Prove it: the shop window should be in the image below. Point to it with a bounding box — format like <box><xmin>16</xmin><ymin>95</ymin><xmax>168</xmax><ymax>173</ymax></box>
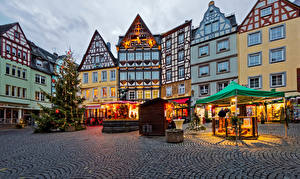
<box><xmin>217</xmin><ymin>61</ymin><xmax>229</xmax><ymax>73</ymax></box>
<box><xmin>110</xmin><ymin>87</ymin><xmax>116</xmax><ymax>97</ymax></box>
<box><xmin>137</xmin><ymin>91</ymin><xmax>143</xmax><ymax>99</ymax></box>
<box><xmin>166</xmin><ymin>86</ymin><xmax>172</xmax><ymax>97</ymax></box>
<box><xmin>110</xmin><ymin>70</ymin><xmax>116</xmax><ymax>81</ymax></box>
<box><xmin>145</xmin><ymin>90</ymin><xmax>151</xmax><ymax>99</ymax></box>
<box><xmin>166</xmin><ymin>70</ymin><xmax>172</xmax><ymax>82</ymax></box>
<box><xmin>178</xmin><ymin>66</ymin><xmax>185</xmax><ymax>79</ymax></box>
<box><xmin>270</xmin><ymin>47</ymin><xmax>285</xmax><ymax>63</ymax></box>
<box><xmin>153</xmin><ymin>90</ymin><xmax>159</xmax><ymax>99</ymax></box>
<box><xmin>270</xmin><ymin>72</ymin><xmax>286</xmax><ymax>87</ymax></box>
<box><xmin>249</xmin><ymin>76</ymin><xmax>262</xmax><ymax>89</ymax></box>
<box><xmin>270</xmin><ymin>25</ymin><xmax>285</xmax><ymax>41</ymax></box>
<box><xmin>248</xmin><ymin>52</ymin><xmax>262</xmax><ymax>67</ymax></box>
<box><xmin>178</xmin><ymin>84</ymin><xmax>185</xmax><ymax>95</ymax></box>
<box><xmin>199</xmin><ymin>65</ymin><xmax>209</xmax><ymax>77</ymax></box>
<box><xmin>217</xmin><ymin>81</ymin><xmax>229</xmax><ymax>92</ymax></box>
<box><xmin>6</xmin><ymin>64</ymin><xmax>10</xmax><ymax>75</ymax></box>
<box><xmin>199</xmin><ymin>45</ymin><xmax>209</xmax><ymax>57</ymax></box>
<box><xmin>101</xmin><ymin>71</ymin><xmax>107</xmax><ymax>82</ymax></box>
<box><xmin>92</xmin><ymin>72</ymin><xmax>98</xmax><ymax>83</ymax></box>
<box><xmin>83</xmin><ymin>73</ymin><xmax>89</xmax><ymax>83</ymax></box>
<box><xmin>217</xmin><ymin>39</ymin><xmax>229</xmax><ymax>52</ymax></box>
<box><xmin>248</xmin><ymin>31</ymin><xmax>261</xmax><ymax>46</ymax></box>
<box><xmin>178</xmin><ymin>50</ymin><xmax>184</xmax><ymax>62</ymax></box>
<box><xmin>178</xmin><ymin>33</ymin><xmax>184</xmax><ymax>44</ymax></box>
<box><xmin>199</xmin><ymin>85</ymin><xmax>209</xmax><ymax>96</ymax></box>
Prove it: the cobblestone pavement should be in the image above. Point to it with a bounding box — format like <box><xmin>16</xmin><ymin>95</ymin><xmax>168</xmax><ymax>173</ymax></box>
<box><xmin>0</xmin><ymin>126</ymin><xmax>300</xmax><ymax>179</ymax></box>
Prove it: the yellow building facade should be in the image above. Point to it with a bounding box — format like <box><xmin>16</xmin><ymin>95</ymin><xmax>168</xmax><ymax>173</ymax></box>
<box><xmin>238</xmin><ymin>0</ymin><xmax>300</xmax><ymax>97</ymax></box>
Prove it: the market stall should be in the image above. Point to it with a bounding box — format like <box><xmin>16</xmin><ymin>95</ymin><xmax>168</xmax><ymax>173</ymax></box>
<box><xmin>195</xmin><ymin>81</ymin><xmax>285</xmax><ymax>139</ymax></box>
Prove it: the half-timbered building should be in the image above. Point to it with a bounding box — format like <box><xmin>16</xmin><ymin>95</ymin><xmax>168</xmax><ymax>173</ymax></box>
<box><xmin>238</xmin><ymin>0</ymin><xmax>300</xmax><ymax>98</ymax></box>
<box><xmin>78</xmin><ymin>30</ymin><xmax>118</xmax><ymax>108</ymax></box>
<box><xmin>161</xmin><ymin>20</ymin><xmax>192</xmax><ymax>119</ymax></box>
<box><xmin>191</xmin><ymin>1</ymin><xmax>238</xmax><ymax>106</ymax></box>
<box><xmin>116</xmin><ymin>14</ymin><xmax>161</xmax><ymax>102</ymax></box>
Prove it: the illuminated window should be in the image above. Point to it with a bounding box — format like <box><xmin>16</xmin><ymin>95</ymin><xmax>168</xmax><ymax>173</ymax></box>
<box><xmin>92</xmin><ymin>72</ymin><xmax>98</xmax><ymax>83</ymax></box>
<box><xmin>102</xmin><ymin>87</ymin><xmax>107</xmax><ymax>97</ymax></box>
<box><xmin>93</xmin><ymin>88</ymin><xmax>98</xmax><ymax>99</ymax></box>
<box><xmin>145</xmin><ymin>90</ymin><xmax>151</xmax><ymax>99</ymax></box>
<box><xmin>153</xmin><ymin>90</ymin><xmax>159</xmax><ymax>99</ymax></box>
<box><xmin>166</xmin><ymin>86</ymin><xmax>172</xmax><ymax>97</ymax></box>
<box><xmin>137</xmin><ymin>91</ymin><xmax>143</xmax><ymax>99</ymax></box>
<box><xmin>178</xmin><ymin>84</ymin><xmax>185</xmax><ymax>95</ymax></box>
<box><xmin>86</xmin><ymin>89</ymin><xmax>90</xmax><ymax>99</ymax></box>
<box><xmin>110</xmin><ymin>87</ymin><xmax>116</xmax><ymax>97</ymax></box>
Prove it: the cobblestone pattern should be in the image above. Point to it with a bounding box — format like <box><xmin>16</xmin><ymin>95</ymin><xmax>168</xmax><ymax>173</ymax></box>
<box><xmin>0</xmin><ymin>127</ymin><xmax>300</xmax><ymax>178</ymax></box>
<box><xmin>258</xmin><ymin>123</ymin><xmax>300</xmax><ymax>138</ymax></box>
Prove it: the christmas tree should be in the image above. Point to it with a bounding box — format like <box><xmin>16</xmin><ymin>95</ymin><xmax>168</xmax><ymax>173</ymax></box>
<box><xmin>36</xmin><ymin>50</ymin><xmax>85</xmax><ymax>132</ymax></box>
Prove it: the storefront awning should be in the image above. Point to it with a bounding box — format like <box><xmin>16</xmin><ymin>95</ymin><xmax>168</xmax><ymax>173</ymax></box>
<box><xmin>102</xmin><ymin>101</ymin><xmax>139</xmax><ymax>105</ymax></box>
<box><xmin>172</xmin><ymin>98</ymin><xmax>189</xmax><ymax>104</ymax></box>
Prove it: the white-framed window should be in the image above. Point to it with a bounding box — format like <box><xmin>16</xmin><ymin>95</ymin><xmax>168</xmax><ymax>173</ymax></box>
<box><xmin>178</xmin><ymin>50</ymin><xmax>184</xmax><ymax>62</ymax></box>
<box><xmin>248</xmin><ymin>52</ymin><xmax>262</xmax><ymax>67</ymax></box>
<box><xmin>248</xmin><ymin>31</ymin><xmax>262</xmax><ymax>46</ymax></box>
<box><xmin>248</xmin><ymin>76</ymin><xmax>262</xmax><ymax>89</ymax></box>
<box><xmin>166</xmin><ymin>70</ymin><xmax>172</xmax><ymax>81</ymax></box>
<box><xmin>270</xmin><ymin>72</ymin><xmax>286</xmax><ymax>87</ymax></box>
<box><xmin>153</xmin><ymin>90</ymin><xmax>159</xmax><ymax>99</ymax></box>
<box><xmin>35</xmin><ymin>74</ymin><xmax>41</xmax><ymax>83</ymax></box>
<box><xmin>128</xmin><ymin>52</ymin><xmax>134</xmax><ymax>61</ymax></box>
<box><xmin>110</xmin><ymin>70</ymin><xmax>116</xmax><ymax>81</ymax></box>
<box><xmin>199</xmin><ymin>45</ymin><xmax>209</xmax><ymax>57</ymax></box>
<box><xmin>199</xmin><ymin>65</ymin><xmax>209</xmax><ymax>77</ymax></box>
<box><xmin>270</xmin><ymin>25</ymin><xmax>285</xmax><ymax>41</ymax></box>
<box><xmin>166</xmin><ymin>86</ymin><xmax>172</xmax><ymax>97</ymax></box>
<box><xmin>137</xmin><ymin>90</ymin><xmax>143</xmax><ymax>99</ymax></box>
<box><xmin>145</xmin><ymin>90</ymin><xmax>151</xmax><ymax>99</ymax></box>
<box><xmin>102</xmin><ymin>87</ymin><xmax>107</xmax><ymax>97</ymax></box>
<box><xmin>217</xmin><ymin>81</ymin><xmax>229</xmax><ymax>92</ymax></box>
<box><xmin>178</xmin><ymin>66</ymin><xmax>185</xmax><ymax>79</ymax></box>
<box><xmin>101</xmin><ymin>71</ymin><xmax>107</xmax><ymax>82</ymax></box>
<box><xmin>129</xmin><ymin>91</ymin><xmax>135</xmax><ymax>100</ymax></box>
<box><xmin>261</xmin><ymin>6</ymin><xmax>272</xmax><ymax>17</ymax></box>
<box><xmin>152</xmin><ymin>71</ymin><xmax>159</xmax><ymax>80</ymax></box>
<box><xmin>270</xmin><ymin>47</ymin><xmax>285</xmax><ymax>63</ymax></box>
<box><xmin>136</xmin><ymin>72</ymin><xmax>143</xmax><ymax>80</ymax></box>
<box><xmin>144</xmin><ymin>52</ymin><xmax>151</xmax><ymax>60</ymax></box>
<box><xmin>41</xmin><ymin>76</ymin><xmax>46</xmax><ymax>85</ymax></box>
<box><xmin>166</xmin><ymin>39</ymin><xmax>172</xmax><ymax>49</ymax></box>
<box><xmin>83</xmin><ymin>73</ymin><xmax>88</xmax><ymax>83</ymax></box>
<box><xmin>92</xmin><ymin>72</ymin><xmax>98</xmax><ymax>83</ymax></box>
<box><xmin>199</xmin><ymin>84</ymin><xmax>209</xmax><ymax>96</ymax></box>
<box><xmin>178</xmin><ymin>33</ymin><xmax>184</xmax><ymax>44</ymax></box>
<box><xmin>36</xmin><ymin>59</ymin><xmax>43</xmax><ymax>67</ymax></box>
<box><xmin>178</xmin><ymin>84</ymin><xmax>185</xmax><ymax>95</ymax></box>
<box><xmin>144</xmin><ymin>71</ymin><xmax>151</xmax><ymax>80</ymax></box>
<box><xmin>152</xmin><ymin>51</ymin><xmax>159</xmax><ymax>60</ymax></box>
<box><xmin>119</xmin><ymin>53</ymin><xmax>126</xmax><ymax>61</ymax></box>
<box><xmin>110</xmin><ymin>87</ymin><xmax>116</xmax><ymax>97</ymax></box>
<box><xmin>128</xmin><ymin>72</ymin><xmax>135</xmax><ymax>81</ymax></box>
<box><xmin>120</xmin><ymin>72</ymin><xmax>127</xmax><ymax>81</ymax></box>
<box><xmin>217</xmin><ymin>39</ymin><xmax>229</xmax><ymax>52</ymax></box>
<box><xmin>217</xmin><ymin>61</ymin><xmax>229</xmax><ymax>73</ymax></box>
<box><xmin>166</xmin><ymin>55</ymin><xmax>172</xmax><ymax>66</ymax></box>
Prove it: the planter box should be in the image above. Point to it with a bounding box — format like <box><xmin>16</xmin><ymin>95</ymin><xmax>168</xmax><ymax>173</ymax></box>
<box><xmin>166</xmin><ymin>129</ymin><xmax>184</xmax><ymax>143</ymax></box>
<box><xmin>65</xmin><ymin>126</ymin><xmax>75</xmax><ymax>132</ymax></box>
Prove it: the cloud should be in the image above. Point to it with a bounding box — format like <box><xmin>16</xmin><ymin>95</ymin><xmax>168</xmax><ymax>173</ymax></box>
<box><xmin>0</xmin><ymin>0</ymin><xmax>256</xmax><ymax>63</ymax></box>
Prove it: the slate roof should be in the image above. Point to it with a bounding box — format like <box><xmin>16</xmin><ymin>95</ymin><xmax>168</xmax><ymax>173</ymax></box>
<box><xmin>0</xmin><ymin>22</ymin><xmax>17</xmax><ymax>35</ymax></box>
<box><xmin>226</xmin><ymin>14</ymin><xmax>238</xmax><ymax>27</ymax></box>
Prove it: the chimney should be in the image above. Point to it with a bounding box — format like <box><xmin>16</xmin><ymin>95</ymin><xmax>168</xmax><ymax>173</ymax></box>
<box><xmin>107</xmin><ymin>42</ymin><xmax>111</xmax><ymax>51</ymax></box>
<box><xmin>53</xmin><ymin>52</ymin><xmax>58</xmax><ymax>58</ymax></box>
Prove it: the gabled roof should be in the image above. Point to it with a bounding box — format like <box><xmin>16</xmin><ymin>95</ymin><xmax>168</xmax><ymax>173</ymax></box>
<box><xmin>226</xmin><ymin>14</ymin><xmax>238</xmax><ymax>27</ymax></box>
<box><xmin>0</xmin><ymin>22</ymin><xmax>18</xmax><ymax>35</ymax></box>
<box><xmin>161</xmin><ymin>20</ymin><xmax>192</xmax><ymax>37</ymax></box>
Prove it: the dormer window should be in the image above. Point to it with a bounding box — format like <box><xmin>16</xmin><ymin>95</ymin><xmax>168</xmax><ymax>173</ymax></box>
<box><xmin>36</xmin><ymin>59</ymin><xmax>43</xmax><ymax>67</ymax></box>
<box><xmin>14</xmin><ymin>31</ymin><xmax>20</xmax><ymax>39</ymax></box>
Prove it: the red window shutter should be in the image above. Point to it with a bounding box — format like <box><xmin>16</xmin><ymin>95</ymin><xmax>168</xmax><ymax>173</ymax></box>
<box><xmin>297</xmin><ymin>68</ymin><xmax>300</xmax><ymax>92</ymax></box>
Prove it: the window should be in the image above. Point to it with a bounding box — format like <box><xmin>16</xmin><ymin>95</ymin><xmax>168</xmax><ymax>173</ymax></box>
<box><xmin>178</xmin><ymin>84</ymin><xmax>185</xmax><ymax>95</ymax></box>
<box><xmin>95</xmin><ymin>41</ymin><xmax>99</xmax><ymax>48</ymax></box>
<box><xmin>92</xmin><ymin>72</ymin><xmax>98</xmax><ymax>83</ymax></box>
<box><xmin>93</xmin><ymin>88</ymin><xmax>98</xmax><ymax>99</ymax></box>
<box><xmin>120</xmin><ymin>72</ymin><xmax>127</xmax><ymax>80</ymax></box>
<box><xmin>22</xmin><ymin>52</ymin><xmax>27</xmax><ymax>60</ymax></box>
<box><xmin>248</xmin><ymin>31</ymin><xmax>261</xmax><ymax>46</ymax></box>
<box><xmin>199</xmin><ymin>65</ymin><xmax>209</xmax><ymax>77</ymax></box>
<box><xmin>41</xmin><ymin>92</ymin><xmax>45</xmax><ymax>101</ymax></box>
<box><xmin>217</xmin><ymin>81</ymin><xmax>229</xmax><ymax>92</ymax></box>
<box><xmin>248</xmin><ymin>52</ymin><xmax>262</xmax><ymax>67</ymax></box>
<box><xmin>270</xmin><ymin>72</ymin><xmax>286</xmax><ymax>87</ymax></box>
<box><xmin>83</xmin><ymin>73</ymin><xmax>88</xmax><ymax>83</ymax></box>
<box><xmin>35</xmin><ymin>92</ymin><xmax>40</xmax><ymax>101</ymax></box>
<box><xmin>17</xmin><ymin>87</ymin><xmax>21</xmax><ymax>98</ymax></box>
<box><xmin>110</xmin><ymin>70</ymin><xmax>116</xmax><ymax>81</ymax></box>
<box><xmin>178</xmin><ymin>50</ymin><xmax>184</xmax><ymax>62</ymax></box>
<box><xmin>261</xmin><ymin>6</ymin><xmax>272</xmax><ymax>17</ymax></box>
<box><xmin>217</xmin><ymin>61</ymin><xmax>229</xmax><ymax>73</ymax></box>
<box><xmin>128</xmin><ymin>72</ymin><xmax>135</xmax><ymax>80</ymax></box>
<box><xmin>152</xmin><ymin>51</ymin><xmax>159</xmax><ymax>60</ymax></box>
<box><xmin>199</xmin><ymin>85</ymin><xmax>209</xmax><ymax>96</ymax></box>
<box><xmin>249</xmin><ymin>76</ymin><xmax>262</xmax><ymax>89</ymax></box>
<box><xmin>14</xmin><ymin>31</ymin><xmax>20</xmax><ymax>39</ymax></box>
<box><xmin>6</xmin><ymin>44</ymin><xmax>11</xmax><ymax>54</ymax></box>
<box><xmin>17</xmin><ymin>50</ymin><xmax>21</xmax><ymax>58</ymax></box>
<box><xmin>144</xmin><ymin>52</ymin><xmax>151</xmax><ymax>60</ymax></box>
<box><xmin>11</xmin><ymin>86</ymin><xmax>16</xmax><ymax>97</ymax></box>
<box><xmin>217</xmin><ymin>39</ymin><xmax>229</xmax><ymax>52</ymax></box>
<box><xmin>166</xmin><ymin>39</ymin><xmax>171</xmax><ymax>49</ymax></box>
<box><xmin>102</xmin><ymin>87</ymin><xmax>107</xmax><ymax>97</ymax></box>
<box><xmin>119</xmin><ymin>53</ymin><xmax>126</xmax><ymax>61</ymax></box>
<box><xmin>5</xmin><ymin>85</ymin><xmax>10</xmax><ymax>96</ymax></box>
<box><xmin>212</xmin><ymin>21</ymin><xmax>219</xmax><ymax>32</ymax></box>
<box><xmin>144</xmin><ymin>71</ymin><xmax>151</xmax><ymax>80</ymax></box>
<box><xmin>36</xmin><ymin>59</ymin><xmax>43</xmax><ymax>67</ymax></box>
<box><xmin>22</xmin><ymin>88</ymin><xmax>26</xmax><ymax>98</ymax></box>
<box><xmin>129</xmin><ymin>91</ymin><xmax>135</xmax><ymax>100</ymax></box>
<box><xmin>128</xmin><ymin>52</ymin><xmax>134</xmax><ymax>60</ymax></box>
<box><xmin>153</xmin><ymin>90</ymin><xmax>159</xmax><ymax>99</ymax></box>
<box><xmin>17</xmin><ymin>68</ymin><xmax>21</xmax><ymax>78</ymax></box>
<box><xmin>178</xmin><ymin>66</ymin><xmax>185</xmax><ymax>79</ymax></box>
<box><xmin>12</xmin><ymin>48</ymin><xmax>16</xmax><ymax>56</ymax></box>
<box><xmin>270</xmin><ymin>47</ymin><xmax>285</xmax><ymax>63</ymax></box>
<box><xmin>12</xmin><ymin>66</ymin><xmax>16</xmax><ymax>76</ymax></box>
<box><xmin>41</xmin><ymin>76</ymin><xmax>46</xmax><ymax>84</ymax></box>
<box><xmin>137</xmin><ymin>91</ymin><xmax>143</xmax><ymax>99</ymax></box>
<box><xmin>136</xmin><ymin>72</ymin><xmax>143</xmax><ymax>80</ymax></box>
<box><xmin>110</xmin><ymin>87</ymin><xmax>116</xmax><ymax>97</ymax></box>
<box><xmin>205</xmin><ymin>24</ymin><xmax>211</xmax><ymax>35</ymax></box>
<box><xmin>145</xmin><ymin>91</ymin><xmax>151</xmax><ymax>99</ymax></box>
<box><xmin>85</xmin><ymin>89</ymin><xmax>90</xmax><ymax>99</ymax></box>
<box><xmin>136</xmin><ymin>52</ymin><xmax>142</xmax><ymax>60</ymax></box>
<box><xmin>22</xmin><ymin>69</ymin><xmax>26</xmax><ymax>79</ymax></box>
<box><xmin>95</xmin><ymin>56</ymin><xmax>99</xmax><ymax>63</ymax></box>
<box><xmin>166</xmin><ymin>55</ymin><xmax>171</xmax><ymax>66</ymax></box>
<box><xmin>199</xmin><ymin>45</ymin><xmax>209</xmax><ymax>57</ymax></box>
<box><xmin>178</xmin><ymin>33</ymin><xmax>184</xmax><ymax>44</ymax></box>
<box><xmin>270</xmin><ymin>25</ymin><xmax>285</xmax><ymax>41</ymax></box>
<box><xmin>152</xmin><ymin>71</ymin><xmax>159</xmax><ymax>80</ymax></box>
<box><xmin>101</xmin><ymin>71</ymin><xmax>107</xmax><ymax>81</ymax></box>
<box><xmin>35</xmin><ymin>74</ymin><xmax>40</xmax><ymax>83</ymax></box>
<box><xmin>166</xmin><ymin>86</ymin><xmax>172</xmax><ymax>97</ymax></box>
<box><xmin>6</xmin><ymin>64</ymin><xmax>10</xmax><ymax>75</ymax></box>
<box><xmin>166</xmin><ymin>70</ymin><xmax>172</xmax><ymax>81</ymax></box>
